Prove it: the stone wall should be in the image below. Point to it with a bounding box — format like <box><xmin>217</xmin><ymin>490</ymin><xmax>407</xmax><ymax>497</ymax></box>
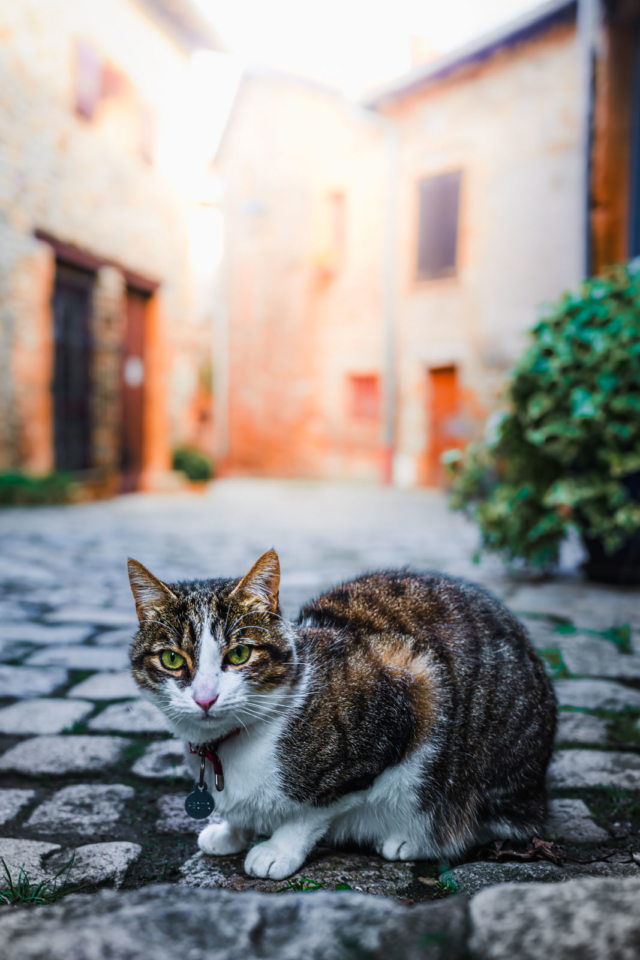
<box><xmin>0</xmin><ymin>0</ymin><xmax>219</xmax><ymax>485</ymax></box>
<box><xmin>382</xmin><ymin>20</ymin><xmax>582</xmax><ymax>486</ymax></box>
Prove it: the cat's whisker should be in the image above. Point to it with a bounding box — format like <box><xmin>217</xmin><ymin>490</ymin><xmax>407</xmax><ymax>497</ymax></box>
<box><xmin>230</xmin><ymin>712</ymin><xmax>250</xmax><ymax>736</ymax></box>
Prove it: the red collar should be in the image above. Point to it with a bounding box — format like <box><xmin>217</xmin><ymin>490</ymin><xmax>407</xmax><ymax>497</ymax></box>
<box><xmin>188</xmin><ymin>727</ymin><xmax>242</xmax><ymax>792</ymax></box>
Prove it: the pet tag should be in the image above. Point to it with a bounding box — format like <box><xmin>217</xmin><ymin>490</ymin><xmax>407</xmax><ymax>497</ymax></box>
<box><xmin>185</xmin><ymin>753</ymin><xmax>215</xmax><ymax>819</ymax></box>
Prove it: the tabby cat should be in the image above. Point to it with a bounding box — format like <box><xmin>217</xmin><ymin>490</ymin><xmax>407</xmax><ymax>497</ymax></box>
<box><xmin>128</xmin><ymin>550</ymin><xmax>556</xmax><ymax>880</ymax></box>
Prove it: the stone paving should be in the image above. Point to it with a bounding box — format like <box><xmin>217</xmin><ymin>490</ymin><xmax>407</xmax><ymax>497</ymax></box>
<box><xmin>0</xmin><ymin>479</ymin><xmax>638</xmax><ymax>905</ymax></box>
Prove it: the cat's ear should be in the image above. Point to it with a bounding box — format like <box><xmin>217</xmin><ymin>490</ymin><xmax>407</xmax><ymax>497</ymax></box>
<box><xmin>128</xmin><ymin>559</ymin><xmax>177</xmax><ymax>621</ymax></box>
<box><xmin>230</xmin><ymin>549</ymin><xmax>280</xmax><ymax>613</ymax></box>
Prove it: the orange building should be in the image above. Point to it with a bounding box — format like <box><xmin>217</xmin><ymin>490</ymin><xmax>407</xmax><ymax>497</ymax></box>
<box><xmin>215</xmin><ymin>71</ymin><xmax>388</xmax><ymax>480</ymax></box>
<box><xmin>0</xmin><ymin>0</ymin><xmax>225</xmax><ymax>494</ymax></box>
<box><xmin>217</xmin><ymin>0</ymin><xmax>639</xmax><ymax>487</ymax></box>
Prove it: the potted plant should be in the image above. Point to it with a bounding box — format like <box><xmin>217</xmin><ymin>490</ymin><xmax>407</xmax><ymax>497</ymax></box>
<box><xmin>447</xmin><ymin>260</ymin><xmax>640</xmax><ymax>583</ymax></box>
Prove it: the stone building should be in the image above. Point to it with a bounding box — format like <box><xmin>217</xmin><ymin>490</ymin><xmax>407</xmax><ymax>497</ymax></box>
<box><xmin>218</xmin><ymin>0</ymin><xmax>631</xmax><ymax>486</ymax></box>
<box><xmin>369</xmin><ymin>0</ymin><xmax>582</xmax><ymax>486</ymax></box>
<box><xmin>215</xmin><ymin>72</ymin><xmax>388</xmax><ymax>480</ymax></box>
<box><xmin>0</xmin><ymin>0</ymin><xmax>225</xmax><ymax>494</ymax></box>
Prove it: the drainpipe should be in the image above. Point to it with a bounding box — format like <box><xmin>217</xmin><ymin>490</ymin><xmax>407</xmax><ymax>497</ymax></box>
<box><xmin>578</xmin><ymin>0</ymin><xmax>600</xmax><ymax>278</ymax></box>
<box><xmin>213</xmin><ymin>183</ymin><xmax>230</xmax><ymax>473</ymax></box>
<box><xmin>378</xmin><ymin>117</ymin><xmax>399</xmax><ymax>485</ymax></box>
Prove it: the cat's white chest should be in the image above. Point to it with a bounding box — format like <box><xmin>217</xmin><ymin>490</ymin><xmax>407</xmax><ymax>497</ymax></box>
<box><xmin>207</xmin><ymin>720</ymin><xmax>296</xmax><ymax>833</ymax></box>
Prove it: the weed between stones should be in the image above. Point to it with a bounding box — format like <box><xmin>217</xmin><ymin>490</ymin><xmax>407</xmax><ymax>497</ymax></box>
<box><xmin>0</xmin><ymin>854</ymin><xmax>80</xmax><ymax>906</ymax></box>
<box><xmin>539</xmin><ymin>649</ymin><xmax>572</xmax><ymax>679</ymax></box>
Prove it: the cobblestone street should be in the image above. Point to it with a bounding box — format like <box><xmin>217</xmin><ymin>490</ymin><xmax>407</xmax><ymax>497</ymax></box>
<box><xmin>0</xmin><ymin>479</ymin><xmax>639</xmax><ymax>903</ymax></box>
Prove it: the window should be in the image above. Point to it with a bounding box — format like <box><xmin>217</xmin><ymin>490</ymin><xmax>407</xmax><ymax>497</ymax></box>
<box><xmin>348</xmin><ymin>375</ymin><xmax>380</xmax><ymax>420</ymax></box>
<box><xmin>416</xmin><ymin>171</ymin><xmax>462</xmax><ymax>280</ymax></box>
<box><xmin>75</xmin><ymin>40</ymin><xmax>102</xmax><ymax>120</ymax></box>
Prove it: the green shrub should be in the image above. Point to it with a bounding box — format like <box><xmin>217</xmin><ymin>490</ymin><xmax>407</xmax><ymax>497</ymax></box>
<box><xmin>448</xmin><ymin>260</ymin><xmax>640</xmax><ymax>570</ymax></box>
<box><xmin>172</xmin><ymin>447</ymin><xmax>213</xmax><ymax>482</ymax></box>
<box><xmin>0</xmin><ymin>471</ymin><xmax>74</xmax><ymax>506</ymax></box>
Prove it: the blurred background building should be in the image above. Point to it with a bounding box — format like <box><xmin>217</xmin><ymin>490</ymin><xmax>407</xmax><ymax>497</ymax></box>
<box><xmin>1</xmin><ymin>0</ymin><xmax>638</xmax><ymax>494</ymax></box>
<box><xmin>0</xmin><ymin>0</ymin><xmax>226</xmax><ymax>495</ymax></box>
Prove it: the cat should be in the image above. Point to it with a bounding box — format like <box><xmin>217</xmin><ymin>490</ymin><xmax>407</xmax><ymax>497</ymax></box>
<box><xmin>128</xmin><ymin>549</ymin><xmax>556</xmax><ymax>880</ymax></box>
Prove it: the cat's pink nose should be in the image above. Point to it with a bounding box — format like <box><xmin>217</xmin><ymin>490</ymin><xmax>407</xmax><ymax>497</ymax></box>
<box><xmin>194</xmin><ymin>695</ymin><xmax>218</xmax><ymax>713</ymax></box>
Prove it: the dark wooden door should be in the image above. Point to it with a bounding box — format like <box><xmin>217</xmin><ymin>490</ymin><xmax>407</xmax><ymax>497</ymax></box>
<box><xmin>52</xmin><ymin>264</ymin><xmax>94</xmax><ymax>472</ymax></box>
<box><xmin>427</xmin><ymin>366</ymin><xmax>460</xmax><ymax>486</ymax></box>
<box><xmin>120</xmin><ymin>288</ymin><xmax>148</xmax><ymax>492</ymax></box>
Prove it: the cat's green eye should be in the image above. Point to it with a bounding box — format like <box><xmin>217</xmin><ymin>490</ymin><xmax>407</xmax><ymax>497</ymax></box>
<box><xmin>227</xmin><ymin>644</ymin><xmax>251</xmax><ymax>666</ymax></box>
<box><xmin>160</xmin><ymin>649</ymin><xmax>186</xmax><ymax>670</ymax></box>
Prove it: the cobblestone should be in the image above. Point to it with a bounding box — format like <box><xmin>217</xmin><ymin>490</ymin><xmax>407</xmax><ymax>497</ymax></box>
<box><xmin>0</xmin><ymin>837</ymin><xmax>140</xmax><ymax>889</ymax></box>
<box><xmin>0</xmin><ymin>838</ymin><xmax>61</xmax><ymax>882</ymax></box>
<box><xmin>44</xmin><ymin>608</ymin><xmax>136</xmax><ymax>628</ymax></box>
<box><xmin>548</xmin><ymin>749</ymin><xmax>640</xmax><ymax>789</ymax></box>
<box><xmin>0</xmin><ymin>665</ymin><xmax>68</xmax><ymax>698</ymax></box>
<box><xmin>0</xmin><ymin>624</ymin><xmax>91</xmax><ymax>645</ymax></box>
<box><xmin>555</xmin><ymin>711</ymin><xmax>609</xmax><ymax>745</ymax></box>
<box><xmin>558</xmin><ymin>636</ymin><xmax>640</xmax><ymax>679</ymax></box>
<box><xmin>545</xmin><ymin>798</ymin><xmax>609</xmax><ymax>843</ymax></box>
<box><xmin>179</xmin><ymin>848</ymin><xmax>418</xmax><ymax>897</ymax></box>
<box><xmin>66</xmin><ymin>671</ymin><xmax>139</xmax><ymax>700</ymax></box>
<box><xmin>88</xmin><ymin>699</ymin><xmax>169</xmax><ymax>733</ymax></box>
<box><xmin>26</xmin><ymin>646</ymin><xmax>130</xmax><ymax>671</ymax></box>
<box><xmin>93</xmin><ymin>628</ymin><xmax>136</xmax><ymax>646</ymax></box>
<box><xmin>553</xmin><ymin>679</ymin><xmax>640</xmax><ymax>711</ymax></box>
<box><xmin>0</xmin><ymin>735</ymin><xmax>131</xmax><ymax>776</ymax></box>
<box><xmin>131</xmin><ymin>740</ymin><xmax>190</xmax><ymax>780</ymax></box>
<box><xmin>155</xmin><ymin>794</ymin><xmax>214</xmax><ymax>834</ymax></box>
<box><xmin>61</xmin><ymin>841</ymin><xmax>141</xmax><ymax>888</ymax></box>
<box><xmin>26</xmin><ymin>784</ymin><xmax>134</xmax><ymax>838</ymax></box>
<box><xmin>0</xmin><ymin>789</ymin><xmax>35</xmax><ymax>824</ymax></box>
<box><xmin>0</xmin><ymin>698</ymin><xmax>94</xmax><ymax>735</ymax></box>
<box><xmin>0</xmin><ymin>482</ymin><xmax>639</xmax><ymax>914</ymax></box>
<box><xmin>442</xmin><ymin>859</ymin><xmax>640</xmax><ymax>896</ymax></box>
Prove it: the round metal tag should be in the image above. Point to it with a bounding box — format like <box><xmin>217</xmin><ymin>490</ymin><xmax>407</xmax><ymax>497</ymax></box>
<box><xmin>185</xmin><ymin>787</ymin><xmax>215</xmax><ymax>819</ymax></box>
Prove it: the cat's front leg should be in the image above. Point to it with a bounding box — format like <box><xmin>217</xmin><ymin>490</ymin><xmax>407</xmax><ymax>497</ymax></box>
<box><xmin>244</xmin><ymin>812</ymin><xmax>329</xmax><ymax>880</ymax></box>
<box><xmin>198</xmin><ymin>820</ymin><xmax>252</xmax><ymax>856</ymax></box>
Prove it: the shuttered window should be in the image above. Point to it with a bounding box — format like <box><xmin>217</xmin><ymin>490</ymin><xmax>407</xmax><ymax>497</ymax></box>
<box><xmin>348</xmin><ymin>375</ymin><xmax>380</xmax><ymax>420</ymax></box>
<box><xmin>416</xmin><ymin>171</ymin><xmax>462</xmax><ymax>280</ymax></box>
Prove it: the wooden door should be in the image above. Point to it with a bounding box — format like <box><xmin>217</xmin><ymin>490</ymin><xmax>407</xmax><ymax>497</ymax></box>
<box><xmin>52</xmin><ymin>264</ymin><xmax>94</xmax><ymax>472</ymax></box>
<box><xmin>120</xmin><ymin>288</ymin><xmax>148</xmax><ymax>492</ymax></box>
<box><xmin>427</xmin><ymin>366</ymin><xmax>460</xmax><ymax>486</ymax></box>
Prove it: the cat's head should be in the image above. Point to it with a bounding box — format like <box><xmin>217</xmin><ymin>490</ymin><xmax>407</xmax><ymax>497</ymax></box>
<box><xmin>127</xmin><ymin>550</ymin><xmax>298</xmax><ymax>743</ymax></box>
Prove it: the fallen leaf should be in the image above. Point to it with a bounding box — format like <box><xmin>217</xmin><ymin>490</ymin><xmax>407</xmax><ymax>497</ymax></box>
<box><xmin>417</xmin><ymin>877</ymin><xmax>439</xmax><ymax>887</ymax></box>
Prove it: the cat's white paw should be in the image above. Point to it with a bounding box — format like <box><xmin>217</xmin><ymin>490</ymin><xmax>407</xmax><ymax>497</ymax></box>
<box><xmin>378</xmin><ymin>837</ymin><xmax>422</xmax><ymax>861</ymax></box>
<box><xmin>198</xmin><ymin>821</ymin><xmax>249</xmax><ymax>856</ymax></box>
<box><xmin>244</xmin><ymin>839</ymin><xmax>305</xmax><ymax>879</ymax></box>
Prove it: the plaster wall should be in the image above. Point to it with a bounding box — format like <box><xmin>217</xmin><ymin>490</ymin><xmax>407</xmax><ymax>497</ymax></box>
<box><xmin>383</xmin><ymin>22</ymin><xmax>583</xmax><ymax>484</ymax></box>
<box><xmin>0</xmin><ymin>0</ymin><xmax>217</xmax><ymax>482</ymax></box>
<box><xmin>218</xmin><ymin>74</ymin><xmax>387</xmax><ymax>480</ymax></box>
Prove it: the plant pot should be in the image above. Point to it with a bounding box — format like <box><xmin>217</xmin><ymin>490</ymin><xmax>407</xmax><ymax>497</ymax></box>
<box><xmin>582</xmin><ymin>534</ymin><xmax>640</xmax><ymax>586</ymax></box>
<box><xmin>581</xmin><ymin>471</ymin><xmax>640</xmax><ymax>586</ymax></box>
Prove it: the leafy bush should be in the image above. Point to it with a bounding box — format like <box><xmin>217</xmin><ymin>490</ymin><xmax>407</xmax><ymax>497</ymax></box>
<box><xmin>172</xmin><ymin>447</ymin><xmax>213</xmax><ymax>482</ymax></box>
<box><xmin>0</xmin><ymin>471</ymin><xmax>74</xmax><ymax>506</ymax></box>
<box><xmin>448</xmin><ymin>260</ymin><xmax>640</xmax><ymax>570</ymax></box>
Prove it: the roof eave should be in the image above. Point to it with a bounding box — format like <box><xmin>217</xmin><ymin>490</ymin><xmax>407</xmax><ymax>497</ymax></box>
<box><xmin>365</xmin><ymin>0</ymin><xmax>577</xmax><ymax>110</ymax></box>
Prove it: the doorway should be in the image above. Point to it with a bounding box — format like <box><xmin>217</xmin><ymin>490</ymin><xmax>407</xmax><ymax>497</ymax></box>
<box><xmin>120</xmin><ymin>288</ymin><xmax>148</xmax><ymax>492</ymax></box>
<box><xmin>427</xmin><ymin>365</ymin><xmax>461</xmax><ymax>486</ymax></box>
<box><xmin>52</xmin><ymin>263</ymin><xmax>94</xmax><ymax>472</ymax></box>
